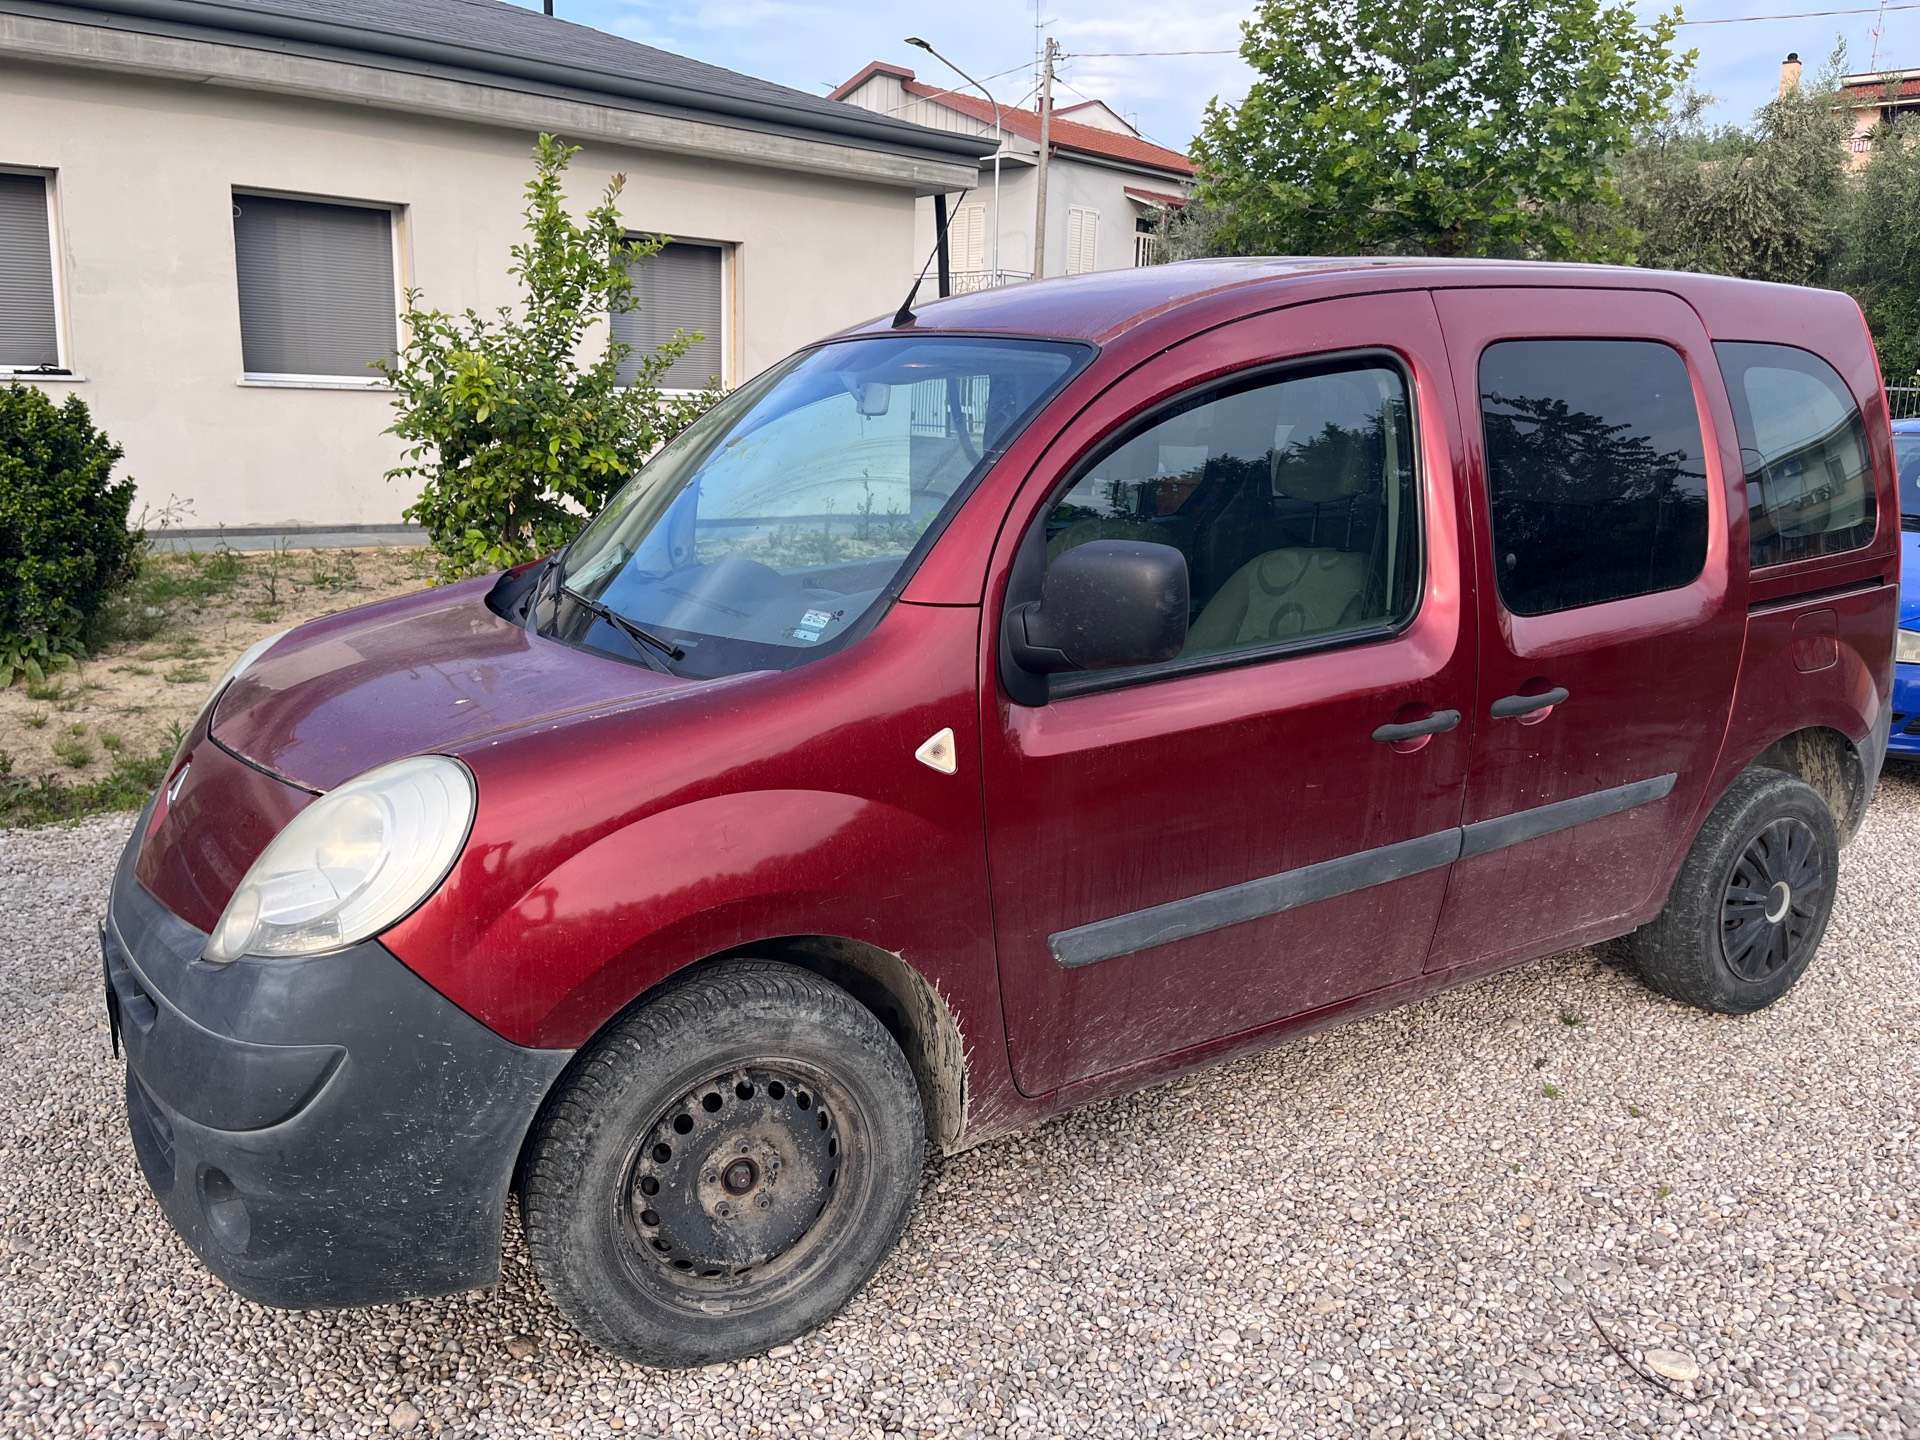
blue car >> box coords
[1893,418,1920,757]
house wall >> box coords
[1,60,921,529]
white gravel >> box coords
[2,768,1918,1438]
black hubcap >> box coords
[1721,817,1822,982]
[622,1067,842,1287]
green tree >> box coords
[1833,116,1920,386]
[380,134,720,579]
[1607,56,1851,285]
[1191,0,1692,259]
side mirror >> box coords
[1008,539,1189,675]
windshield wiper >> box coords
[1902,512,1920,533]
[561,583,686,665]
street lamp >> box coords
[904,36,1002,278]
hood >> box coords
[1903,530,1920,630]
[212,578,697,790]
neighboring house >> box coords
[1838,62,1920,167]
[0,0,988,532]
[829,62,1194,291]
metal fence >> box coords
[1888,387,1919,422]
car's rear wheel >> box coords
[522,960,924,1366]
[1619,767,1838,1014]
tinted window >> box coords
[1479,340,1709,616]
[1715,342,1875,566]
[1044,361,1418,676]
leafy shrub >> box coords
[0,384,139,686]
[381,134,722,579]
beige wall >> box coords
[1,59,922,529]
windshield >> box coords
[1898,432,1919,523]
[557,335,1087,676]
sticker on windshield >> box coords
[790,626,824,644]
[801,610,834,630]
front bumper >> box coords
[103,806,571,1308]
[1890,662,1920,757]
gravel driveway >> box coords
[3,772,1917,1439]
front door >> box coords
[981,293,1478,1096]
[1424,287,1748,972]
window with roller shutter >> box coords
[616,240,728,392]
[0,170,60,371]
[232,192,398,380]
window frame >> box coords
[229,187,405,388]
[1475,334,1712,619]
[1005,347,1429,703]
[0,165,70,377]
[1712,338,1879,572]
[617,234,733,396]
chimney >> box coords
[1779,52,1803,97]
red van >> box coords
[104,260,1898,1365]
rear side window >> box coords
[1478,340,1710,616]
[1714,342,1876,568]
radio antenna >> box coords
[893,188,972,328]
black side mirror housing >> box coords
[1008,539,1190,676]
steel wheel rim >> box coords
[613,1060,857,1310]
[1720,816,1823,982]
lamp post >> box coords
[904,37,1002,279]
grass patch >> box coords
[162,665,210,686]
[0,743,172,827]
[22,711,47,731]
[1540,1081,1561,1100]
[92,546,249,647]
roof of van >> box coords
[847,257,1858,346]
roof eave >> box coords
[27,0,998,164]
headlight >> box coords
[205,756,475,963]
[207,626,292,709]
[1899,628,1920,665]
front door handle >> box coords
[1371,709,1461,744]
[1490,686,1570,719]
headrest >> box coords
[1270,426,1371,503]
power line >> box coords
[1059,5,1920,53]
[1674,1,1920,22]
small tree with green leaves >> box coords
[1191,0,1692,260]
[380,134,720,578]
[0,385,139,687]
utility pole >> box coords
[1032,37,1057,280]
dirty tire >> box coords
[522,960,924,1366]
[1621,767,1838,1014]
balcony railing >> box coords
[947,269,1032,294]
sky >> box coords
[515,0,1920,154]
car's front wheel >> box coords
[1619,767,1839,1014]
[522,960,925,1365]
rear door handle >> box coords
[1490,686,1569,719]
[1371,709,1461,744]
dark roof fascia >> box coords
[10,0,999,165]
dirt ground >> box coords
[0,546,433,786]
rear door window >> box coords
[1715,341,1875,568]
[1477,339,1710,616]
